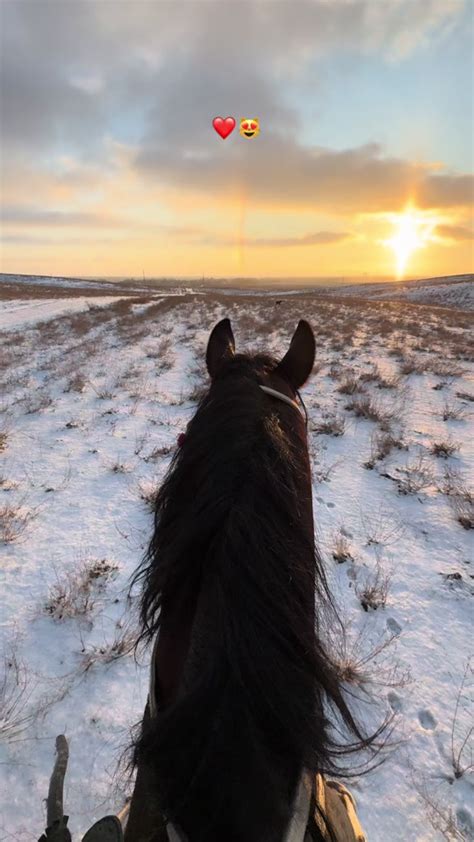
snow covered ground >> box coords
[0,297,125,330]
[323,275,474,311]
[0,284,472,841]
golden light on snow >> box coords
[384,206,437,278]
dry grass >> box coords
[337,374,364,395]
[313,458,341,483]
[430,439,460,459]
[79,624,136,672]
[449,658,474,781]
[44,557,118,620]
[395,451,435,495]
[109,458,133,474]
[361,506,405,547]
[345,394,400,430]
[455,390,474,403]
[311,413,346,437]
[332,530,354,563]
[450,494,474,530]
[441,400,469,422]
[0,651,31,742]
[438,466,474,529]
[355,555,392,611]
[412,773,469,841]
[21,391,54,414]
[364,429,406,469]
[0,499,37,544]
[136,478,157,509]
[90,379,116,400]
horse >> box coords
[124,318,379,842]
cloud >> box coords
[244,231,350,247]
[136,139,473,214]
[436,223,474,240]
[1,0,465,156]
[1,206,110,226]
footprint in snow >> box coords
[388,692,403,713]
[418,709,437,730]
[386,617,402,635]
[326,502,336,509]
[456,808,473,836]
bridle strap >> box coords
[259,385,307,422]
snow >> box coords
[0,281,472,841]
[0,297,124,330]
[322,275,474,310]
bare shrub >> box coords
[79,624,136,672]
[63,372,87,393]
[22,392,54,414]
[332,530,354,563]
[0,647,69,742]
[364,428,406,469]
[456,390,474,403]
[430,361,466,378]
[450,659,473,780]
[412,773,469,841]
[333,616,410,691]
[439,465,468,497]
[143,444,174,461]
[146,338,174,373]
[430,440,460,459]
[388,345,404,359]
[313,458,341,483]
[359,364,401,389]
[399,355,427,375]
[361,505,405,547]
[134,431,150,457]
[109,459,133,474]
[450,495,474,530]
[0,651,31,741]
[0,429,7,452]
[337,374,362,395]
[346,395,399,430]
[136,479,156,509]
[396,451,435,495]
[312,413,346,437]
[328,363,343,381]
[44,557,118,620]
[90,380,116,400]
[377,373,402,390]
[356,555,392,611]
[0,499,37,543]
[442,401,468,422]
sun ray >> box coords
[384,205,437,278]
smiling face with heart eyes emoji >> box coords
[240,118,260,138]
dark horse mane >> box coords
[130,326,383,842]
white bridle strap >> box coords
[259,385,306,420]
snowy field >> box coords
[0,280,473,841]
[324,275,474,311]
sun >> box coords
[384,206,436,278]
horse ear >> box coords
[206,318,235,378]
[276,320,315,389]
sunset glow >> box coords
[1,1,472,280]
[384,208,437,279]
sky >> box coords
[1,0,473,281]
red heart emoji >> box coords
[213,116,235,139]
